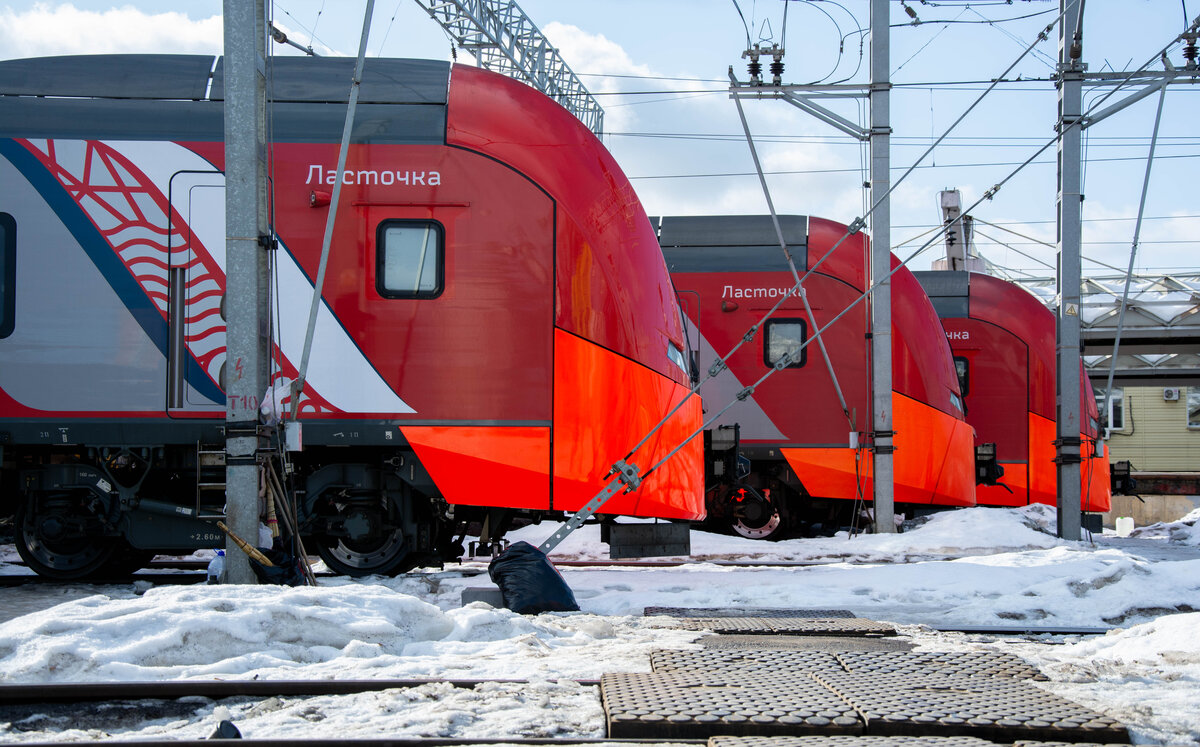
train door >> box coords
[352,168,556,511]
[950,321,1032,506]
[768,275,871,503]
[166,169,227,414]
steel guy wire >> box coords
[290,0,376,421]
[730,66,855,431]
[595,6,1198,498]
[1100,80,1171,433]
[637,33,1195,484]
[972,227,1056,270]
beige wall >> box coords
[1104,494,1200,528]
[1104,386,1200,471]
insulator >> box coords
[1184,41,1198,63]
[770,60,784,78]
[747,60,762,79]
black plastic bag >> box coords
[488,541,579,614]
[249,548,305,586]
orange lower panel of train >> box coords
[978,413,1111,511]
[402,329,705,520]
[780,393,977,507]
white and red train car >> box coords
[659,215,977,538]
[0,54,703,578]
[914,271,1112,519]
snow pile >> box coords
[2,505,1200,744]
[510,504,1069,564]
[1056,611,1200,667]
[1029,612,1200,746]
[0,584,698,683]
[1129,507,1200,545]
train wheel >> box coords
[315,529,421,577]
[731,497,789,541]
[311,492,430,577]
[14,497,120,579]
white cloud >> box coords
[541,21,662,134]
[0,3,223,59]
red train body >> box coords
[0,55,703,578]
[915,271,1112,514]
[660,215,976,537]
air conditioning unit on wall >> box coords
[1163,387,1181,401]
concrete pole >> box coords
[1056,0,1084,541]
[222,0,271,582]
[870,0,895,533]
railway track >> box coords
[0,553,966,587]
[0,739,691,747]
[0,678,598,705]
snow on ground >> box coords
[0,505,1198,744]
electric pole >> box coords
[1055,0,1084,541]
[870,0,895,533]
[222,0,271,582]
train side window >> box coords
[376,220,443,299]
[1188,388,1200,429]
[953,356,969,396]
[763,318,807,369]
[0,212,14,338]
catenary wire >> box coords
[633,4,1079,481]
[639,4,1200,483]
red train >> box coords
[0,55,703,578]
[914,271,1112,517]
[659,215,977,538]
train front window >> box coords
[376,220,443,299]
[0,213,14,338]
[763,319,807,369]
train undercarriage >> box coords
[2,441,487,580]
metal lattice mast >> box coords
[413,0,604,134]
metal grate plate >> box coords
[811,671,1129,743]
[646,608,857,619]
[651,649,843,676]
[662,617,896,637]
[601,672,862,739]
[651,649,1042,682]
[699,635,912,653]
[709,736,1005,747]
[835,651,1047,681]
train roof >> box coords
[654,215,809,273]
[912,270,972,318]
[0,55,449,143]
[914,270,1052,327]
[0,54,449,103]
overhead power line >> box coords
[625,151,1200,180]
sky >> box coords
[1,0,1198,281]
[1,504,1199,744]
